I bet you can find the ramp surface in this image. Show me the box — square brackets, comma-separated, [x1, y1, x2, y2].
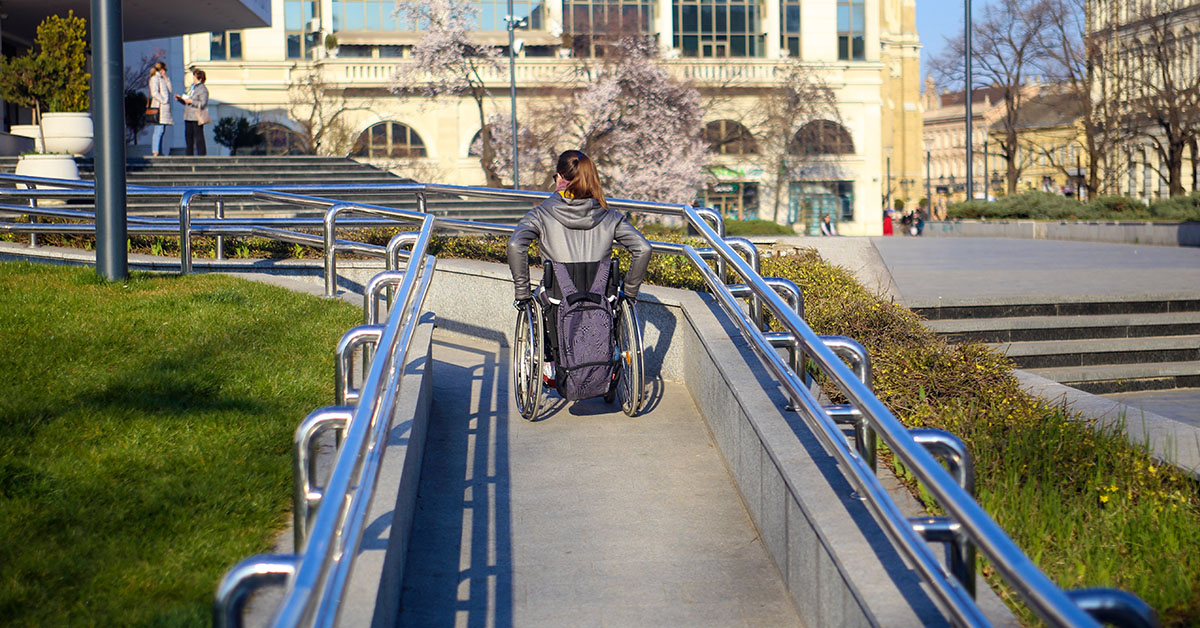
[397, 331, 802, 628]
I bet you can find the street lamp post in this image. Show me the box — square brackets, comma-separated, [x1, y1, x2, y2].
[885, 153, 892, 211]
[982, 137, 988, 199]
[925, 139, 932, 217]
[964, 0, 973, 202]
[504, 7, 526, 190]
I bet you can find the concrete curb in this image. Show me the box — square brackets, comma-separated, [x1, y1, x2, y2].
[1014, 370, 1200, 479]
[923, 219, 1200, 247]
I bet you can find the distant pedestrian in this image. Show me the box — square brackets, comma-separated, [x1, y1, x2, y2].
[820, 213, 837, 236]
[176, 69, 210, 156]
[147, 61, 173, 156]
[882, 207, 894, 235]
[915, 207, 926, 236]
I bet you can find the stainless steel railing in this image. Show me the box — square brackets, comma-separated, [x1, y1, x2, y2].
[0, 173, 1158, 627]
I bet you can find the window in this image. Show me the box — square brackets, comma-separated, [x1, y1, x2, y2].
[331, 0, 405, 31]
[474, 0, 544, 31]
[673, 0, 763, 58]
[209, 31, 243, 60]
[789, 120, 855, 155]
[352, 122, 427, 159]
[564, 0, 654, 57]
[780, 0, 801, 58]
[285, 0, 319, 59]
[837, 0, 865, 61]
[705, 120, 758, 155]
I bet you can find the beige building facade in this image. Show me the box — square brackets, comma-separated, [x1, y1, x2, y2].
[136, 0, 920, 235]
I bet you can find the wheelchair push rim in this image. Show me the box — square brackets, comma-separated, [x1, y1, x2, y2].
[512, 300, 544, 421]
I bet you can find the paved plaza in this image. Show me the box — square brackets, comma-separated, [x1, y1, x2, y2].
[870, 236, 1200, 427]
[870, 236, 1200, 302]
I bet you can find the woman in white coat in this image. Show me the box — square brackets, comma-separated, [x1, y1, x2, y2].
[148, 61, 173, 156]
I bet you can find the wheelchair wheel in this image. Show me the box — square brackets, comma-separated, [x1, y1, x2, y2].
[512, 300, 544, 421]
[615, 298, 644, 417]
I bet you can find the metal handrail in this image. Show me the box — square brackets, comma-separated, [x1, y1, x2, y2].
[0, 173, 1157, 627]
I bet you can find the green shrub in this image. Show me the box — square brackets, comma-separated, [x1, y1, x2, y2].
[1150, 193, 1200, 221]
[1088, 195, 1152, 219]
[724, 218, 794, 236]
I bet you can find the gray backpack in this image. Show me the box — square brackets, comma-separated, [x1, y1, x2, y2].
[550, 261, 615, 400]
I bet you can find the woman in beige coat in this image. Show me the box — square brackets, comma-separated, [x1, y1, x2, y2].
[148, 62, 173, 156]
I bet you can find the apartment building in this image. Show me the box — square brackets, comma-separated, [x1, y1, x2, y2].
[131, 0, 921, 234]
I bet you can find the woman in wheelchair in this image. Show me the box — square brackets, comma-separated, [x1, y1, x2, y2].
[507, 150, 653, 419]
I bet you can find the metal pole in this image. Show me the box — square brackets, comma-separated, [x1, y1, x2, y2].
[925, 150, 932, 215]
[92, 0, 128, 280]
[885, 155, 891, 210]
[964, 0, 974, 202]
[506, 4, 520, 190]
[982, 138, 988, 199]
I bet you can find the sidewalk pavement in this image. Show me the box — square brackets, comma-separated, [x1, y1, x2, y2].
[396, 331, 802, 628]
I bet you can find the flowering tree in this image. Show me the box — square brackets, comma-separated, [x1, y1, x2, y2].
[751, 61, 842, 222]
[571, 39, 709, 204]
[471, 112, 556, 189]
[475, 38, 709, 203]
[392, 0, 506, 187]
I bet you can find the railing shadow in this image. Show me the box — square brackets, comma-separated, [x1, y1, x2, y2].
[397, 337, 515, 628]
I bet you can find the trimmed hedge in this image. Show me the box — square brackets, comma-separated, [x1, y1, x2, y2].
[948, 191, 1200, 221]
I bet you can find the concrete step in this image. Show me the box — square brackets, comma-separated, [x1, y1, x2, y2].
[991, 334, 1200, 369]
[928, 312, 1200, 343]
[914, 297, 1200, 320]
[1027, 361, 1200, 394]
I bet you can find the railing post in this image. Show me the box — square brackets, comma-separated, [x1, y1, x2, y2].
[336, 324, 384, 407]
[695, 206, 725, 282]
[1067, 589, 1161, 628]
[179, 190, 197, 273]
[726, 236, 762, 329]
[214, 197, 225, 260]
[821, 335, 876, 473]
[292, 406, 354, 550]
[28, 197, 37, 248]
[322, 203, 353, 299]
[213, 554, 297, 628]
[910, 428, 977, 598]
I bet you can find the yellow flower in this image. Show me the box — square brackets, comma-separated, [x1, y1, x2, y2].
[1148, 465, 1157, 474]
[1100, 494, 1110, 504]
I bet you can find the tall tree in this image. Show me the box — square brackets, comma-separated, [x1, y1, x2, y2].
[1099, 1, 1200, 197]
[288, 66, 371, 155]
[750, 61, 842, 222]
[933, 0, 1051, 194]
[392, 0, 506, 187]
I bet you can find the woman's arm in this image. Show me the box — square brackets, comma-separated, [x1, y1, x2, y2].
[613, 218, 652, 299]
[506, 211, 542, 301]
[189, 84, 209, 110]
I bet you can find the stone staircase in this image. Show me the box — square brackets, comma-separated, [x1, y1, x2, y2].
[0, 155, 531, 221]
[915, 297, 1200, 394]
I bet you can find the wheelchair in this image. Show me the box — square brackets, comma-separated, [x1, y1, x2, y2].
[511, 272, 645, 421]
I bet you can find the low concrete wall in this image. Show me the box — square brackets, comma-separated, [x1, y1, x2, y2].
[926, 219, 1200, 247]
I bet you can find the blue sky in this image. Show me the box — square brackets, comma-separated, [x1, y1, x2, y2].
[917, 1, 993, 85]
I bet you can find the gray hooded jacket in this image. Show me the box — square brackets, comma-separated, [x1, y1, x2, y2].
[507, 193, 652, 301]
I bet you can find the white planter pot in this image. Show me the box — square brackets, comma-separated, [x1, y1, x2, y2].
[41, 112, 94, 156]
[10, 124, 45, 152]
[14, 153, 80, 189]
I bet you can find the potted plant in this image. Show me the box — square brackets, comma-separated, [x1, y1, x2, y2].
[324, 34, 339, 58]
[0, 12, 93, 161]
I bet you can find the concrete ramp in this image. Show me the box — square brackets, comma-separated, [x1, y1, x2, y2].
[397, 330, 802, 627]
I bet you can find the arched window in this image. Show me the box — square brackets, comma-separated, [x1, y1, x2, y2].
[351, 122, 427, 159]
[705, 120, 758, 155]
[789, 120, 854, 156]
[249, 122, 309, 155]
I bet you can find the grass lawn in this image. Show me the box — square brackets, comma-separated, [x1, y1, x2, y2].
[0, 262, 360, 627]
